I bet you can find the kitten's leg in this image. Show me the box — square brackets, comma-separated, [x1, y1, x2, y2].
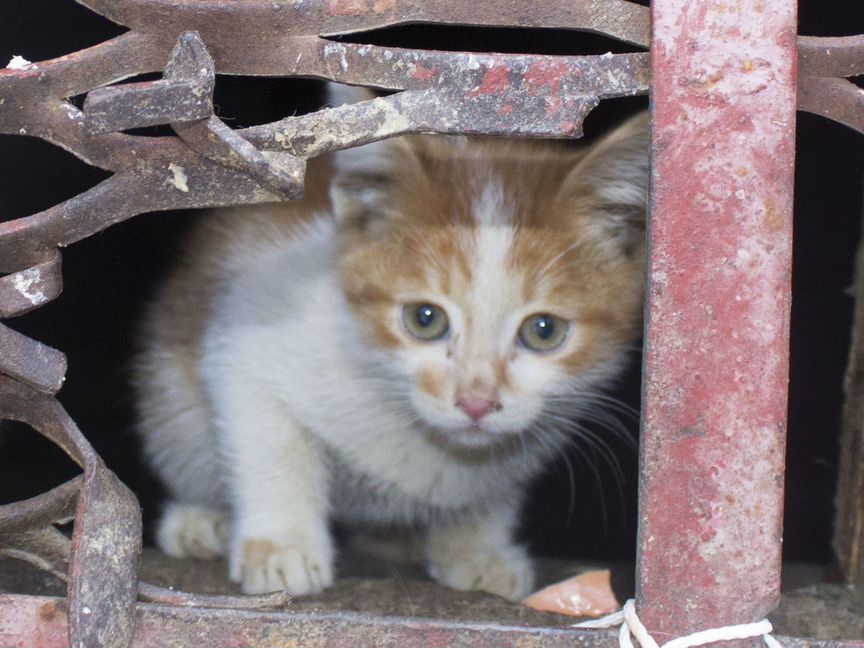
[157, 501, 229, 560]
[425, 503, 534, 601]
[217, 387, 334, 596]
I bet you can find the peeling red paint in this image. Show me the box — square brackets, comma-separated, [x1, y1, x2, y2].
[324, 0, 368, 17]
[524, 60, 568, 95]
[467, 64, 510, 96]
[637, 0, 796, 639]
[410, 62, 437, 82]
[371, 0, 396, 13]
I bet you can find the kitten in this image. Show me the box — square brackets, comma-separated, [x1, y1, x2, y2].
[134, 85, 649, 600]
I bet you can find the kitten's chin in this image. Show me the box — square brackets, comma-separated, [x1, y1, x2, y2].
[423, 419, 525, 450]
[442, 425, 508, 448]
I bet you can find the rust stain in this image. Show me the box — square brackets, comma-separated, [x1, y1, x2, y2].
[37, 600, 61, 622]
[325, 0, 368, 16]
[764, 196, 783, 230]
[372, 0, 396, 12]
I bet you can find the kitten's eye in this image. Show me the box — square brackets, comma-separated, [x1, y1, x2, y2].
[403, 303, 450, 341]
[518, 314, 570, 352]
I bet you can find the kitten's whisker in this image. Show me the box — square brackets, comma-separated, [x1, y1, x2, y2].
[540, 413, 628, 483]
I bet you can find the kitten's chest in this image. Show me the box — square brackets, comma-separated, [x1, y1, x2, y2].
[317, 404, 542, 523]
[326, 445, 504, 524]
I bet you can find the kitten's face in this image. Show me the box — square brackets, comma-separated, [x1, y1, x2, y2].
[333, 116, 648, 448]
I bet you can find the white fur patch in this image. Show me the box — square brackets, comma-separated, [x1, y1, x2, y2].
[473, 179, 509, 226]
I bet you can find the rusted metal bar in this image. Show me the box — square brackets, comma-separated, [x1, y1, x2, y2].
[0, 252, 63, 319]
[0, 377, 142, 648]
[0, 35, 649, 273]
[834, 188, 864, 584]
[796, 35, 864, 136]
[0, 325, 66, 395]
[797, 77, 864, 136]
[637, 0, 797, 639]
[798, 35, 864, 78]
[76, 0, 652, 49]
[5, 593, 864, 648]
[85, 31, 215, 133]
[0, 593, 615, 648]
[0, 478, 80, 581]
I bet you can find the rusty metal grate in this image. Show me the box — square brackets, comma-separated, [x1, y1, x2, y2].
[0, 1, 862, 647]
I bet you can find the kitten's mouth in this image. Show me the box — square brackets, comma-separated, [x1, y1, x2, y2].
[447, 421, 519, 446]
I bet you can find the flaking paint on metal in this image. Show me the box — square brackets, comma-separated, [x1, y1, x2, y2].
[637, 0, 796, 637]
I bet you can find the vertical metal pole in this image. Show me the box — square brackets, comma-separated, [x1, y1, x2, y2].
[637, 0, 797, 638]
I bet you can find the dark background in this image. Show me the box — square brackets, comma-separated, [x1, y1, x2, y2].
[1, 1, 863, 568]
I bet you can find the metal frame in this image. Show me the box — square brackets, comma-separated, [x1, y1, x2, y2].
[0, 1, 862, 647]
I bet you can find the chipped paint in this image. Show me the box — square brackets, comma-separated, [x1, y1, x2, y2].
[524, 60, 568, 96]
[6, 55, 33, 70]
[467, 64, 510, 96]
[637, 0, 797, 638]
[372, 0, 396, 12]
[324, 0, 367, 15]
[323, 41, 349, 73]
[167, 163, 190, 192]
[12, 268, 48, 306]
[409, 62, 437, 82]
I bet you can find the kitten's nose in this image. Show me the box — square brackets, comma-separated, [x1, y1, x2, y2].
[456, 397, 501, 422]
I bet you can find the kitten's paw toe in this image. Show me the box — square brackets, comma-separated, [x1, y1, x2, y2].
[234, 539, 334, 596]
[157, 502, 228, 560]
[428, 544, 534, 601]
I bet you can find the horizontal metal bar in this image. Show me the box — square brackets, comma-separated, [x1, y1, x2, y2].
[798, 76, 864, 136]
[0, 593, 616, 648]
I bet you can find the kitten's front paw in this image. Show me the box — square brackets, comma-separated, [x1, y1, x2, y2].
[231, 538, 334, 595]
[157, 502, 228, 560]
[428, 543, 535, 601]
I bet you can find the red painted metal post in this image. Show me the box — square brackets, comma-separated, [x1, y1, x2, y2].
[637, 0, 797, 639]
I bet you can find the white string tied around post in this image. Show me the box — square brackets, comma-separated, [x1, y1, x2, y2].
[573, 599, 784, 648]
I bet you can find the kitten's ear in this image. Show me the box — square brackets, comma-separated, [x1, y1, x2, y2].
[561, 112, 650, 254]
[329, 84, 425, 232]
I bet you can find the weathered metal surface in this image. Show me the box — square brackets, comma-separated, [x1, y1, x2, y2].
[6, 592, 864, 648]
[834, 191, 864, 584]
[798, 35, 864, 78]
[637, 0, 797, 640]
[75, 0, 652, 50]
[0, 377, 142, 648]
[0, 593, 613, 648]
[798, 77, 864, 137]
[797, 35, 864, 135]
[0, 0, 862, 646]
[85, 32, 215, 133]
[0, 252, 63, 319]
[0, 479, 80, 581]
[0, 43, 649, 275]
[0, 324, 67, 394]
